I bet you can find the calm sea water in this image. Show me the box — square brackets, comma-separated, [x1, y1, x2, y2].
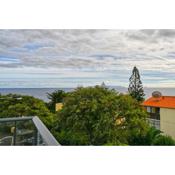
[0, 87, 175, 102]
[0, 88, 74, 102]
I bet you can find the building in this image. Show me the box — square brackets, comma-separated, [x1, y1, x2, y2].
[142, 91, 175, 139]
[55, 103, 63, 111]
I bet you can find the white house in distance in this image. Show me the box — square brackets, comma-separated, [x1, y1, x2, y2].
[142, 91, 175, 139]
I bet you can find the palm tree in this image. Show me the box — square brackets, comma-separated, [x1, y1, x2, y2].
[128, 126, 162, 145]
[144, 127, 162, 145]
[47, 90, 66, 112]
[153, 135, 175, 145]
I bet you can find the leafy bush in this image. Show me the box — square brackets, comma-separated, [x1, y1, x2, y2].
[128, 126, 161, 145]
[153, 135, 175, 145]
[129, 126, 175, 146]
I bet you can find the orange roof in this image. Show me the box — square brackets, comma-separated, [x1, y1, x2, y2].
[142, 96, 175, 109]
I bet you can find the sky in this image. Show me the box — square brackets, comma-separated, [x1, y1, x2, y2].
[1, 29, 175, 88]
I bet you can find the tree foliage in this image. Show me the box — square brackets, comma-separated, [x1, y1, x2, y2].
[153, 135, 175, 145]
[129, 126, 175, 145]
[128, 126, 161, 145]
[0, 94, 55, 129]
[128, 66, 145, 102]
[54, 86, 149, 145]
[1, 87, 174, 146]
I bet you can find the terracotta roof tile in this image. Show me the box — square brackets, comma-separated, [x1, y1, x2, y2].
[142, 96, 175, 109]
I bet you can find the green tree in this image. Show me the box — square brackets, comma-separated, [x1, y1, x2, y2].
[0, 94, 55, 129]
[54, 86, 149, 145]
[47, 90, 66, 112]
[128, 66, 145, 102]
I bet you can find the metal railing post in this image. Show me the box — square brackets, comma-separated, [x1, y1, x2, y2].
[32, 117, 60, 145]
[13, 121, 17, 145]
[34, 128, 39, 145]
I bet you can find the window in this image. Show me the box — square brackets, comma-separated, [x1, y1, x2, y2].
[146, 107, 160, 114]
[155, 107, 160, 114]
[147, 107, 151, 113]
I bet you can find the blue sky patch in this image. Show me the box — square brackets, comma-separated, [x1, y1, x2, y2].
[23, 43, 46, 51]
[0, 55, 20, 64]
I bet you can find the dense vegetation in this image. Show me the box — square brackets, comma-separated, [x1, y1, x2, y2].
[0, 93, 55, 129]
[52, 86, 175, 145]
[0, 85, 174, 145]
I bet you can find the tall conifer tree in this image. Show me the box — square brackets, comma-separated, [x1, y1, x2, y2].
[128, 66, 145, 102]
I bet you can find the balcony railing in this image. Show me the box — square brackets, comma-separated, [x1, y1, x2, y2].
[0, 116, 60, 146]
[147, 118, 160, 130]
[149, 113, 160, 120]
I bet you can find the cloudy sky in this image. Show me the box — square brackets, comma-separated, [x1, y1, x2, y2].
[1, 29, 175, 88]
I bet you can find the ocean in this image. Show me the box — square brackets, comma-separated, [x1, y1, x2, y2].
[0, 87, 175, 102]
[0, 88, 74, 102]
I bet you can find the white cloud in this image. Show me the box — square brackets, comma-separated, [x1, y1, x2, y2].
[1, 29, 175, 87]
